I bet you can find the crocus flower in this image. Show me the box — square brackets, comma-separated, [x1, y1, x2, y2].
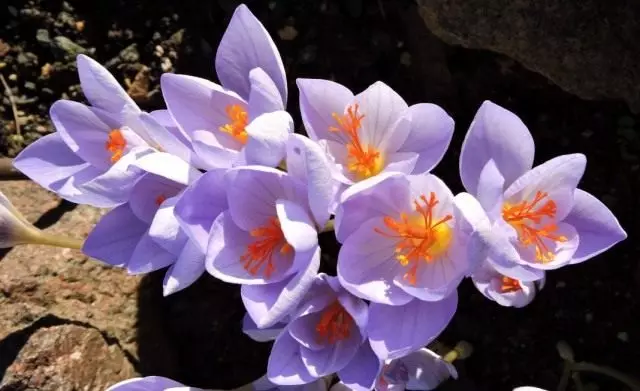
[253, 374, 331, 391]
[513, 388, 547, 391]
[268, 274, 379, 391]
[12, 55, 191, 208]
[106, 376, 199, 391]
[296, 79, 454, 186]
[471, 260, 545, 308]
[459, 101, 627, 281]
[161, 4, 291, 169]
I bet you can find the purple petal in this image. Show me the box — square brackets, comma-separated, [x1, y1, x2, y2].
[12, 133, 105, 206]
[476, 160, 506, 219]
[404, 349, 458, 390]
[82, 204, 148, 267]
[354, 81, 409, 152]
[248, 67, 285, 118]
[76, 54, 138, 114]
[139, 112, 193, 163]
[459, 101, 535, 194]
[337, 217, 414, 306]
[337, 291, 369, 332]
[564, 189, 627, 264]
[398, 103, 454, 174]
[276, 199, 318, 253]
[127, 232, 175, 274]
[300, 327, 362, 378]
[368, 293, 457, 360]
[268, 332, 315, 386]
[174, 169, 228, 252]
[516, 222, 579, 270]
[242, 246, 320, 328]
[243, 313, 286, 342]
[216, 4, 287, 104]
[132, 151, 202, 186]
[162, 240, 206, 296]
[128, 174, 184, 224]
[245, 111, 293, 167]
[105, 376, 188, 391]
[191, 132, 240, 169]
[286, 134, 339, 227]
[381, 152, 419, 176]
[297, 78, 354, 141]
[335, 172, 409, 242]
[504, 154, 586, 221]
[337, 342, 382, 391]
[147, 196, 189, 255]
[288, 311, 328, 351]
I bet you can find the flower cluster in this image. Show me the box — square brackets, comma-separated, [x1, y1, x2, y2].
[6, 3, 626, 391]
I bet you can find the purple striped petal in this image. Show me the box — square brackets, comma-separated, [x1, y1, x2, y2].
[337, 342, 382, 391]
[76, 54, 138, 114]
[268, 332, 315, 386]
[162, 240, 206, 296]
[248, 67, 285, 119]
[245, 111, 293, 167]
[297, 78, 354, 142]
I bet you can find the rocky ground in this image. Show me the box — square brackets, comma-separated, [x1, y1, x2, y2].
[1, 0, 639, 390]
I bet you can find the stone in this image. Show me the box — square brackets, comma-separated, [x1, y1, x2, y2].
[1, 324, 135, 390]
[417, 0, 640, 112]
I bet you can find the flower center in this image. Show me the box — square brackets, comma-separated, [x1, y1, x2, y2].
[219, 104, 249, 144]
[155, 195, 167, 206]
[105, 129, 126, 163]
[500, 276, 522, 293]
[240, 217, 292, 279]
[330, 103, 384, 180]
[502, 191, 567, 263]
[315, 301, 353, 344]
[375, 192, 453, 285]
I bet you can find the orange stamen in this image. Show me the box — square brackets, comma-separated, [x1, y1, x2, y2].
[330, 103, 384, 180]
[374, 192, 453, 285]
[502, 191, 567, 263]
[219, 104, 249, 144]
[315, 301, 353, 344]
[240, 217, 292, 279]
[500, 276, 522, 293]
[105, 129, 126, 163]
[155, 195, 167, 206]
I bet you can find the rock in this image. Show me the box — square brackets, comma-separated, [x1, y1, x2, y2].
[417, 0, 640, 112]
[35, 29, 51, 45]
[52, 36, 88, 57]
[1, 324, 135, 390]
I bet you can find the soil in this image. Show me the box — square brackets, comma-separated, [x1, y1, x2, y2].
[1, 0, 639, 390]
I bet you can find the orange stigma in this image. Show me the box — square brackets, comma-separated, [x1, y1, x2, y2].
[240, 217, 292, 279]
[375, 192, 453, 285]
[220, 104, 249, 144]
[315, 301, 353, 344]
[330, 103, 384, 180]
[105, 129, 126, 163]
[500, 276, 522, 293]
[502, 191, 567, 263]
[155, 195, 167, 206]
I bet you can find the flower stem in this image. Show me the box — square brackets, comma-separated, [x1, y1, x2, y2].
[443, 341, 473, 363]
[571, 362, 640, 390]
[321, 219, 335, 233]
[31, 231, 83, 250]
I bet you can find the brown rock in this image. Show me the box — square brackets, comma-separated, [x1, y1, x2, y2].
[417, 0, 640, 111]
[1, 324, 135, 390]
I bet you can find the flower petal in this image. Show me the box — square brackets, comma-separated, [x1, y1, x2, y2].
[242, 246, 320, 328]
[504, 154, 586, 221]
[132, 151, 202, 186]
[381, 152, 419, 176]
[128, 174, 184, 224]
[404, 349, 458, 390]
[76, 54, 137, 113]
[267, 332, 315, 386]
[564, 189, 627, 264]
[83, 204, 148, 267]
[276, 199, 318, 253]
[127, 232, 175, 274]
[243, 313, 286, 342]
[459, 101, 535, 194]
[398, 103, 454, 173]
[300, 327, 362, 377]
[245, 111, 293, 167]
[174, 169, 228, 253]
[139, 112, 193, 163]
[191, 132, 240, 169]
[337, 342, 382, 391]
[147, 196, 189, 255]
[367, 293, 457, 360]
[106, 376, 187, 391]
[248, 67, 285, 119]
[476, 159, 506, 219]
[297, 78, 354, 141]
[516, 222, 579, 270]
[162, 240, 206, 296]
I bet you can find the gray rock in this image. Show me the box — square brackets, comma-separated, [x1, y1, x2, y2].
[417, 0, 640, 112]
[36, 29, 51, 45]
[52, 36, 88, 57]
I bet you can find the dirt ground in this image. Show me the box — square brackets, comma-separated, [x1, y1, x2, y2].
[1, 0, 638, 390]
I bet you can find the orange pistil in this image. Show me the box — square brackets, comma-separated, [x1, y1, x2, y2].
[219, 104, 249, 144]
[315, 301, 353, 344]
[500, 276, 522, 293]
[375, 192, 453, 285]
[240, 217, 292, 279]
[502, 191, 568, 263]
[105, 129, 126, 163]
[155, 195, 167, 206]
[330, 103, 384, 180]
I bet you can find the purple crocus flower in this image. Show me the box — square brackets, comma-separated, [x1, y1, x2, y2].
[106, 376, 197, 391]
[161, 4, 291, 169]
[12, 54, 191, 208]
[296, 79, 454, 186]
[459, 101, 627, 281]
[268, 274, 380, 391]
[471, 260, 545, 308]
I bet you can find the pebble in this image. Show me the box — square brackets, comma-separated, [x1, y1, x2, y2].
[8, 74, 17, 81]
[400, 52, 412, 67]
[36, 29, 51, 45]
[160, 57, 172, 72]
[24, 81, 36, 91]
[617, 332, 629, 342]
[41, 87, 54, 95]
[278, 26, 298, 41]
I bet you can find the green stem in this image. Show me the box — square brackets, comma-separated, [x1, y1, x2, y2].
[31, 231, 83, 250]
[321, 219, 335, 233]
[571, 362, 640, 390]
[443, 341, 473, 363]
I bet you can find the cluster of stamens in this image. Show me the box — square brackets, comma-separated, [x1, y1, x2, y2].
[220, 104, 249, 144]
[105, 129, 126, 163]
[499, 276, 522, 293]
[315, 301, 353, 344]
[240, 217, 291, 279]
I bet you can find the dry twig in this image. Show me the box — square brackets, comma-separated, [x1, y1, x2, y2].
[0, 73, 21, 136]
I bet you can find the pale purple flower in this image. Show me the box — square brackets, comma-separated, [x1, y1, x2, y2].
[459, 101, 627, 281]
[374, 348, 457, 391]
[267, 274, 379, 390]
[253, 374, 331, 391]
[12, 55, 190, 208]
[243, 312, 288, 342]
[106, 376, 200, 391]
[471, 260, 545, 308]
[161, 4, 291, 169]
[513, 388, 548, 391]
[296, 79, 454, 186]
